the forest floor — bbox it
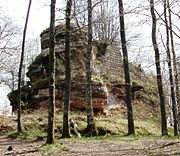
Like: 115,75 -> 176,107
0,110 -> 180,156
0,135 -> 180,156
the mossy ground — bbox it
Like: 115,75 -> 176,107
2,108 -> 175,140
0,111 -> 179,156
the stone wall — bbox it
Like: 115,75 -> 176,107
98,44 -> 123,79
28,24 -> 124,114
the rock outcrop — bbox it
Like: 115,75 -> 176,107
27,23 -> 143,114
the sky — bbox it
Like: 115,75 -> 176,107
1,0 -> 179,60
0,84 -> 11,115
0,0 -> 50,36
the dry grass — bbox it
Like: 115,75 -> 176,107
2,108 -> 163,139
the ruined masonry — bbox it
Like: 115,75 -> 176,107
27,24 -> 126,114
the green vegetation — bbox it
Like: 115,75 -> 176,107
8,85 -> 32,111
32,77 -> 49,90
4,110 -> 168,140
1,110 -> 179,155
129,62 -> 159,106
40,143 -> 69,155
2,110 -> 178,145
27,53 -> 47,78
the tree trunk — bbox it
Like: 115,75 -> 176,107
46,0 -> 56,144
62,0 -> 72,138
17,0 -> 31,133
167,0 -> 180,135
118,0 -> 135,135
84,0 -> 96,137
164,0 -> 178,136
150,0 -> 168,136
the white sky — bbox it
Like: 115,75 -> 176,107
0,84 -> 11,110
0,0 -> 50,36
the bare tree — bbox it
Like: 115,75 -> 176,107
93,0 -> 120,42
164,0 -> 178,136
1,63 -> 18,91
62,0 -> 72,138
167,0 -> 180,135
118,0 -> 135,135
46,0 -> 56,144
84,0 -> 96,136
17,0 -> 32,133
0,10 -> 21,71
150,0 -> 168,136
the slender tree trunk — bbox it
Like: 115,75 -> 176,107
150,0 -> 168,136
118,0 -> 135,135
12,71 -> 15,91
17,0 -> 31,133
164,0 -> 178,136
167,0 -> 180,135
62,0 -> 72,138
46,0 -> 56,144
84,0 -> 96,137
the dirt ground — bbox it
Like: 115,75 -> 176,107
0,135 -> 180,156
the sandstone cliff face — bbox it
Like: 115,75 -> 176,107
27,24 -> 143,114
